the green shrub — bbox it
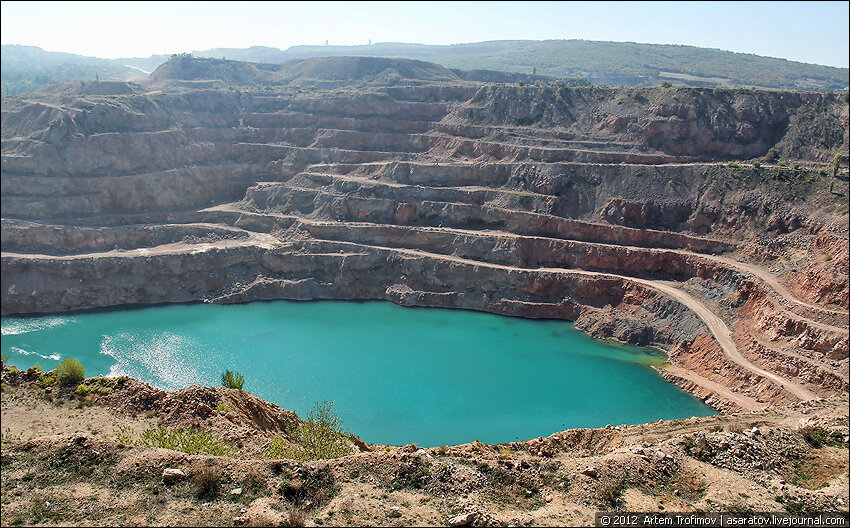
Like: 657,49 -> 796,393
75,384 -> 90,397
221,370 -> 244,390
264,437 -> 291,459
86,377 -> 116,396
54,358 -> 85,386
799,425 -> 843,448
133,426 -> 234,456
215,403 -> 230,413
114,425 -> 134,445
279,400 -> 352,461
36,372 -> 55,388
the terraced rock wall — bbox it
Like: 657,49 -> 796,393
2,61 -> 847,411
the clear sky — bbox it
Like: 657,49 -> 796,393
1,1 -> 848,67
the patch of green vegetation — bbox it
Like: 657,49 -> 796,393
276,400 -> 353,461
220,370 -> 244,390
118,426 -> 234,456
799,425 -> 845,448
84,377 -> 116,396
54,358 -> 85,387
113,425 -> 134,445
264,437 -> 292,459
791,459 -> 814,487
36,372 -> 55,388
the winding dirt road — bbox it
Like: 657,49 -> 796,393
2,218 -> 828,408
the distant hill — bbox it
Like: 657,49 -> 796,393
149,55 -> 480,88
191,40 -> 849,90
0,45 -> 147,96
3,39 -> 848,96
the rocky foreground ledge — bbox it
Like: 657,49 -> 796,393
1,363 -> 847,526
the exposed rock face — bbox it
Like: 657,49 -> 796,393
2,56 -> 848,412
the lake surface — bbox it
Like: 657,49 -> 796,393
1,301 -> 715,446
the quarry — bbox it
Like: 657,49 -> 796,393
1,55 -> 847,525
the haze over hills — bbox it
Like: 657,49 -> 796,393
3,38 -> 849,95
0,45 -> 150,95
197,40 -> 850,90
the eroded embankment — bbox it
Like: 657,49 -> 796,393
2,362 -> 847,527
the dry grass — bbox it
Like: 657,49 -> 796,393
194,466 -> 221,501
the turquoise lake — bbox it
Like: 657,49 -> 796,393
1,301 -> 715,446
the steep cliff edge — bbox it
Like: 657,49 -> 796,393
2,56 -> 848,413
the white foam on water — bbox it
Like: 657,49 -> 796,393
1,317 -> 74,336
10,346 -> 61,361
99,331 -> 204,391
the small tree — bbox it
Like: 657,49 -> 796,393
221,370 -> 244,390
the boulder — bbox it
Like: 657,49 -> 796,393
162,468 -> 186,485
449,511 -> 477,526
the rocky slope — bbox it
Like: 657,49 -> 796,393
2,56 -> 848,418
1,365 -> 847,526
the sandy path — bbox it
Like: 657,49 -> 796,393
658,365 -> 767,412
208,204 -> 848,328
708,254 -> 849,316
0,230 -> 281,260
613,276 -> 818,402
